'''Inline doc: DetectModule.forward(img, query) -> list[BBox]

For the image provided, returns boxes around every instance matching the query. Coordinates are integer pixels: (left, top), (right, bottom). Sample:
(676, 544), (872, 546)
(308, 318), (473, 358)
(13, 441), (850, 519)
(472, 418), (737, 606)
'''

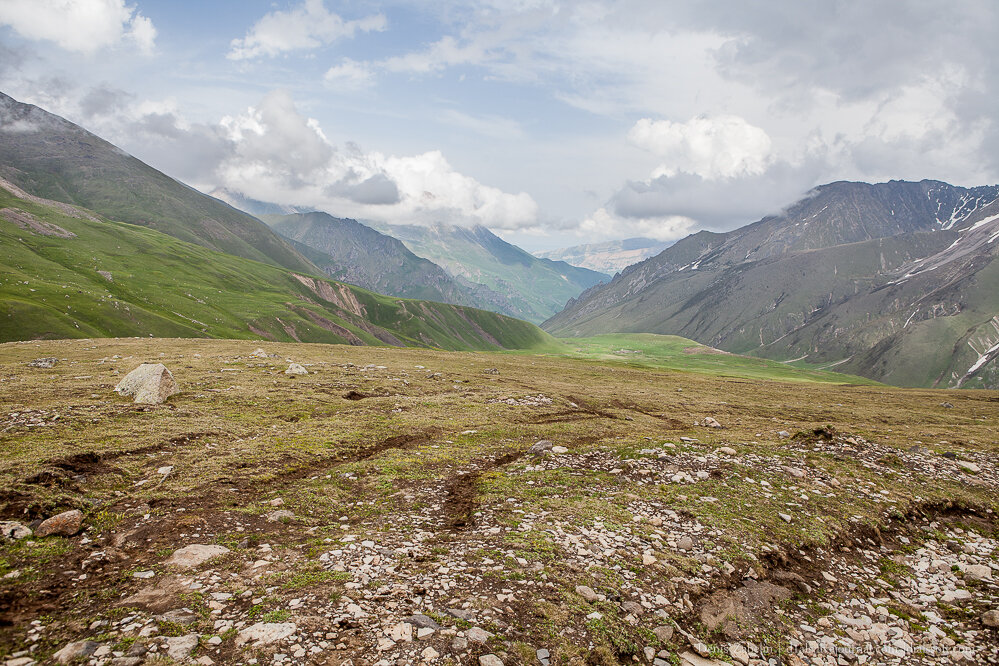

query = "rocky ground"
(0, 338), (996, 665)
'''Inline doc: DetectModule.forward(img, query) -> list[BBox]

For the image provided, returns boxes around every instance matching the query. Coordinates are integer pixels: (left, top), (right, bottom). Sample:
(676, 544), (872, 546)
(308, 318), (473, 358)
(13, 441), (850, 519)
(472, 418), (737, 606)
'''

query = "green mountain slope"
(367, 221), (609, 323)
(0, 91), (315, 273)
(544, 180), (999, 388)
(0, 183), (557, 352)
(265, 212), (520, 316)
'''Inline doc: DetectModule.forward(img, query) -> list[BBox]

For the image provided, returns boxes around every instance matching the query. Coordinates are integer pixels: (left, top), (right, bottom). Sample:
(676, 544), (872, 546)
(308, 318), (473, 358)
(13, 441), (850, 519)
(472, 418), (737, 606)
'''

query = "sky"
(1, 0), (997, 252)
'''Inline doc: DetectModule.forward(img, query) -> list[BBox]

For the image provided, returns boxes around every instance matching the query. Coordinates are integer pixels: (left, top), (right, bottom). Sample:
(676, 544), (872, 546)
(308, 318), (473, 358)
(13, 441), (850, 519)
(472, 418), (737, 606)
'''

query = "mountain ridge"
(544, 179), (999, 388)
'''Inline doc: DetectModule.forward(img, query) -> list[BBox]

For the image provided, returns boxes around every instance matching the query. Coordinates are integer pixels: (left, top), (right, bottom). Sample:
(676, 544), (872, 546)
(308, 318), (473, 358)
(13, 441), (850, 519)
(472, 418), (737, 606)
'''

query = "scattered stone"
(715, 446), (737, 455)
(0, 521), (31, 540)
(235, 622), (297, 647)
(983, 609), (999, 627)
(164, 634), (198, 661)
(421, 646), (440, 660)
(961, 563), (992, 581)
(158, 609), (199, 626)
(779, 513), (792, 523)
(465, 627), (493, 644)
(528, 440), (553, 455)
(551, 445), (568, 454)
(677, 535), (694, 551)
(652, 625), (674, 642)
(266, 510), (295, 522)
(479, 656), (503, 666)
(446, 608), (476, 622)
(702, 417), (722, 428)
(957, 460), (981, 473)
(35, 509), (83, 537)
(114, 363), (178, 404)
(285, 363), (308, 376)
(404, 614), (442, 630)
(28, 357), (57, 368)
(575, 585), (600, 602)
(728, 643), (750, 665)
(164, 544), (230, 569)
(53, 640), (100, 664)
(483, 368), (499, 375)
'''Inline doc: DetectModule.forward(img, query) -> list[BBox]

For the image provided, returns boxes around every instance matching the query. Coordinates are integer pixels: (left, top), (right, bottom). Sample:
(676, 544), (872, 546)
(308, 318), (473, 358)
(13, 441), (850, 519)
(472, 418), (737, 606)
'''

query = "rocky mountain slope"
(366, 221), (609, 323)
(0, 178), (557, 352)
(265, 212), (521, 317)
(544, 180), (999, 388)
(0, 92), (315, 273)
(535, 237), (671, 275)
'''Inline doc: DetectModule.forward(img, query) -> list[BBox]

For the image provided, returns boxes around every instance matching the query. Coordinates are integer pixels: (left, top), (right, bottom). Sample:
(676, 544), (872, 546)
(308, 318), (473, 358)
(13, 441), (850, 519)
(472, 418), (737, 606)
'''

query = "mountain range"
(544, 180), (999, 388)
(356, 220), (607, 323)
(0, 92), (555, 352)
(534, 237), (671, 275)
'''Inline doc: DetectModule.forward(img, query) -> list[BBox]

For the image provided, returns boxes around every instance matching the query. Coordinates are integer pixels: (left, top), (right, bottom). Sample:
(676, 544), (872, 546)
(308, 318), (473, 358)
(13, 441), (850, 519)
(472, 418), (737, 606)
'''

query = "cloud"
(578, 207), (696, 243)
(228, 0), (386, 60)
(323, 59), (375, 91)
(206, 91), (538, 229)
(0, 0), (156, 55)
(628, 115), (772, 180)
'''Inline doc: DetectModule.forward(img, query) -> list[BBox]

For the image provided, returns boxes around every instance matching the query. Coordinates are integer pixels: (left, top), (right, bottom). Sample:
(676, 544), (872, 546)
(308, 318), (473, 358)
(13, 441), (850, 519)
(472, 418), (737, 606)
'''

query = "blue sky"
(1, 0), (998, 251)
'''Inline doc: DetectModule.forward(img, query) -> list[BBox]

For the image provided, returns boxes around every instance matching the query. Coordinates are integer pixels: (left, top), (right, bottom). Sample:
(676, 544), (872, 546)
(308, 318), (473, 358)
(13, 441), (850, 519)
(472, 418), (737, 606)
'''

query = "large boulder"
(35, 509), (83, 537)
(115, 363), (178, 404)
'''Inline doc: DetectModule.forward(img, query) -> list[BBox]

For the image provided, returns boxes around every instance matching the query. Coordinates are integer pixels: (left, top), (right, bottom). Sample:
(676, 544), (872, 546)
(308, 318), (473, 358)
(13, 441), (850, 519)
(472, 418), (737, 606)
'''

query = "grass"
(0, 337), (995, 660)
(545, 333), (881, 384)
(0, 185), (557, 352)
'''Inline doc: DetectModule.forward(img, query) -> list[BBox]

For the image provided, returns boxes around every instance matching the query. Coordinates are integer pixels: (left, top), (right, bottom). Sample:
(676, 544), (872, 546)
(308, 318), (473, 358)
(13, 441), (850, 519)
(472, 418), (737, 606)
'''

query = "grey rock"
(404, 614), (441, 630)
(114, 363), (178, 404)
(265, 510), (295, 522)
(465, 626), (493, 644)
(235, 622), (297, 647)
(528, 440), (554, 455)
(157, 608), (199, 625)
(28, 357), (57, 368)
(446, 607), (476, 622)
(653, 625), (674, 642)
(621, 600), (645, 616)
(983, 609), (999, 627)
(285, 363), (308, 375)
(165, 544), (230, 569)
(0, 520), (31, 540)
(53, 640), (100, 664)
(479, 656), (504, 666)
(575, 585), (600, 602)
(164, 634), (198, 661)
(703, 417), (722, 428)
(677, 535), (694, 551)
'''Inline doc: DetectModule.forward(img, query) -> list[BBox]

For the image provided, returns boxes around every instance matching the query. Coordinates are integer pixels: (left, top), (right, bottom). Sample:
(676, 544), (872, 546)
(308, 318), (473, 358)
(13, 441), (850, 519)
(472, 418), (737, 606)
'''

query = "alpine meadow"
(0, 3), (997, 666)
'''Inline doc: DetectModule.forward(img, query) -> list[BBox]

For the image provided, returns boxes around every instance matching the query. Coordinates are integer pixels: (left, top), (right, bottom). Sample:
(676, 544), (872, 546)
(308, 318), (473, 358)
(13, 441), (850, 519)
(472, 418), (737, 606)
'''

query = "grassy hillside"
(368, 221), (608, 323)
(0, 92), (315, 273)
(0, 186), (556, 352)
(267, 212), (521, 317)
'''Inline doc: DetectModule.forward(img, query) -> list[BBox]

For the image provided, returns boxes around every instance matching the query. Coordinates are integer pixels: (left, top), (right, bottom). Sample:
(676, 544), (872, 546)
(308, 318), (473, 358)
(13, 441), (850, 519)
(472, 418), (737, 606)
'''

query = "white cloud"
(578, 207), (696, 243)
(324, 59), (374, 91)
(227, 0), (386, 60)
(628, 115), (773, 180)
(207, 91), (538, 230)
(0, 0), (156, 55)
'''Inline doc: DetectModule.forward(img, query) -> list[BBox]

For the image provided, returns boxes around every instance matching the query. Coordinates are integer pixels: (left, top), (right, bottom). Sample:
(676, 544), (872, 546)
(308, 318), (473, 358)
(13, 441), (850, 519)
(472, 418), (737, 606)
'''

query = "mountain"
(534, 237), (671, 274)
(365, 221), (609, 323)
(264, 211), (520, 316)
(0, 172), (557, 352)
(543, 180), (999, 388)
(209, 187), (314, 218)
(0, 91), (315, 273)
